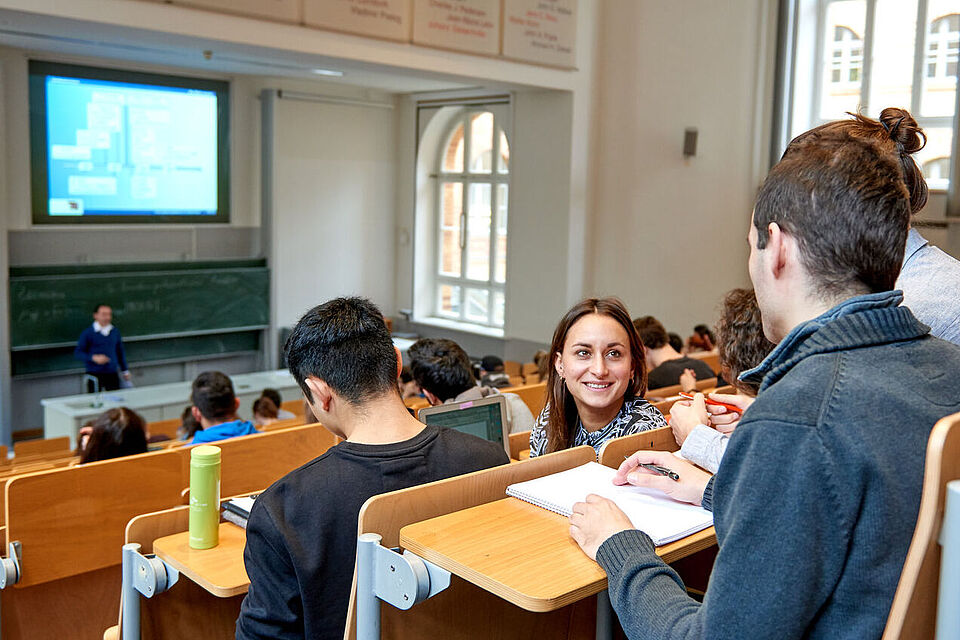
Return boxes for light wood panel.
[503,381,548,417]
[13,436,70,459]
[503,360,522,376]
[883,411,960,639]
[146,418,182,438]
[344,447,596,640]
[596,426,679,469]
[509,430,531,461]
[645,377,718,401]
[280,398,305,417]
[153,524,249,597]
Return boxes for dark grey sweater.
[235,425,509,640]
[596,291,960,639]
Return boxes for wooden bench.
[645,377,718,401]
[12,436,71,460]
[597,426,679,468]
[345,447,598,640]
[1,423,337,639]
[502,381,547,417]
[508,430,531,461]
[687,349,720,373]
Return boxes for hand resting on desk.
[569,451,711,560]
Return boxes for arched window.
[923,156,951,181]
[830,26,863,84]
[926,14,960,79]
[432,110,509,328]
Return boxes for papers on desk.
[506,462,713,546]
[222,495,258,529]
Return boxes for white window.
[782,0,960,191]
[413,100,511,334]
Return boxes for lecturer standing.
[75,304,131,392]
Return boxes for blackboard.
[9,259,268,376]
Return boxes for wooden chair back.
[882,411,960,639]
[508,430,531,461]
[259,416,306,431]
[281,398,306,416]
[645,377,717,401]
[345,446,598,640]
[504,382,548,417]
[5,449,183,588]
[13,436,71,459]
[651,397,680,418]
[0,445,10,465]
[523,373,540,385]
[520,362,539,376]
[687,349,720,373]
[507,375,524,387]
[119,504,248,639]
[597,426,679,468]
[405,397,430,412]
[502,360,522,376]
[175,423,337,500]
[146,418,182,439]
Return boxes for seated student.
[235,297,508,640]
[176,405,202,441]
[407,338,536,434]
[634,316,716,390]
[668,288,775,473]
[478,355,512,388]
[252,396,279,427]
[533,349,551,381]
[398,365,422,399]
[529,298,667,456]
[685,324,715,352]
[667,332,684,354]
[260,388,296,420]
[189,371,259,444]
[78,407,148,464]
[568,126,960,639]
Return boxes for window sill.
[412,316,505,338]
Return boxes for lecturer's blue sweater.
[74,325,128,373]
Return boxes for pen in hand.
[625,455,681,481]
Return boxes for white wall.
[271,96,397,328]
[587,0,776,333]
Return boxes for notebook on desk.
[506,462,713,546]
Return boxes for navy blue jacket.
[596,291,960,639]
[74,325,128,373]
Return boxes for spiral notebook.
[506,462,713,546]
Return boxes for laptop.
[418,395,510,456]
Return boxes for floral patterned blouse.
[528,395,668,457]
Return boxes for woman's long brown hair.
[543,297,647,453]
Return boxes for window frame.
[431,109,510,329]
[783,0,960,193]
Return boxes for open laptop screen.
[419,396,509,454]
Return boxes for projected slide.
[44,75,219,217]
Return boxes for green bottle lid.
[191,444,221,463]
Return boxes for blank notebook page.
[506,461,713,545]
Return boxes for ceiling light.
[311,68,344,77]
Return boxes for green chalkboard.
[9,259,268,375]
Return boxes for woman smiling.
[529,297,667,456]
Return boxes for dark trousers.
[86,372,120,393]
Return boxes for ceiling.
[0,6,479,94]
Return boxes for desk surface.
[400,497,716,613]
[153,523,249,598]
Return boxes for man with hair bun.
[568,120,960,639]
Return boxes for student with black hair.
[407,338,535,433]
[259,388,296,420]
[189,371,258,444]
[236,297,508,640]
[78,407,148,464]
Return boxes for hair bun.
[879,107,926,154]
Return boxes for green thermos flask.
[189,445,221,549]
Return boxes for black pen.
[625,455,681,481]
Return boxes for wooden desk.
[152,523,249,598]
[401,497,716,612]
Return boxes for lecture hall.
[0,1,959,639]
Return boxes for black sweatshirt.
[235,425,509,640]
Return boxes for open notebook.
[506,462,713,546]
